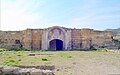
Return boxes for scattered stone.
[28,54,55,56]
[108,49,120,53]
[0,66,3,74]
[17,65,55,70]
[56,69,60,71]
[1,66,20,74]
[0,66,55,75]
[28,54,35,56]
[43,70,55,75]
[30,71,44,75]
[31,72,44,75]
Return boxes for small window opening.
[15,40,20,44]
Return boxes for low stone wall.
[0,66,55,75]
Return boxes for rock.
[20,72,30,75]
[56,69,60,71]
[43,70,55,75]
[30,71,44,75]
[0,66,3,74]
[0,66,3,70]
[38,65,55,70]
[29,68,43,75]
[2,66,20,74]
[0,66,55,75]
[28,54,35,56]
[45,72,55,75]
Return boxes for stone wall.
[31,29,43,50]
[92,30,112,48]
[71,29,82,49]
[0,26,113,50]
[71,29,94,49]
[22,29,43,50]
[71,29,112,49]
[0,31,23,48]
[80,29,94,49]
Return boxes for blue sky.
[1,0,120,31]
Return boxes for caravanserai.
[0,26,113,50]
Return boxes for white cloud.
[1,0,43,31]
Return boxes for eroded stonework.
[0,26,113,50]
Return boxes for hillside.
[106,28,120,40]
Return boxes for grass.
[0,48,6,52]
[2,59,19,66]
[0,49,120,67]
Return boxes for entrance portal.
[49,39,63,50]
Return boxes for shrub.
[17,54,21,56]
[0,48,6,52]
[9,60,16,62]
[41,58,48,61]
[18,59,22,61]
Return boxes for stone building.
[0,26,113,50]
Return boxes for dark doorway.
[49,39,63,50]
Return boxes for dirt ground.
[54,58,120,75]
[53,51,120,75]
[0,51,120,75]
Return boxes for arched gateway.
[47,26,66,50]
[49,39,63,50]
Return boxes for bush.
[17,54,21,56]
[0,48,6,52]
[41,58,48,61]
[18,59,22,61]
[9,60,16,62]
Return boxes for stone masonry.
[0,26,113,50]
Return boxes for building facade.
[0,26,113,50]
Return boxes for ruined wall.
[92,31,112,48]
[71,29,94,49]
[80,29,94,49]
[71,29,112,49]
[0,26,113,50]
[22,29,43,50]
[71,29,82,49]
[22,29,32,50]
[31,29,43,50]
[0,31,23,48]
